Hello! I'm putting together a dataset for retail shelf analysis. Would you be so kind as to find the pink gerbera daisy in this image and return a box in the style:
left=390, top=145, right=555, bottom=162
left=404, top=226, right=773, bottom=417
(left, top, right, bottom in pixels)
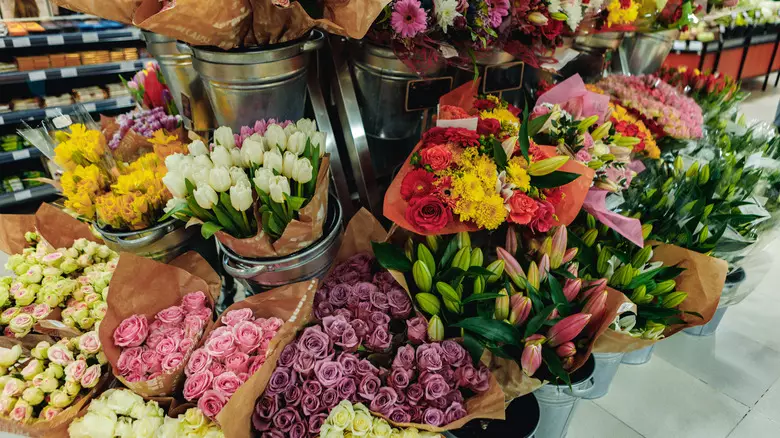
left=391, top=0, right=428, bottom=38
left=486, top=0, right=510, bottom=28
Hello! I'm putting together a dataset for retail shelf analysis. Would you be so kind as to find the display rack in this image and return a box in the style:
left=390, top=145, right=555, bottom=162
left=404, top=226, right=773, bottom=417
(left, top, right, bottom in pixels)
left=0, top=58, right=149, bottom=84
left=0, top=27, right=142, bottom=49
left=0, top=96, right=134, bottom=126
left=0, top=184, right=58, bottom=208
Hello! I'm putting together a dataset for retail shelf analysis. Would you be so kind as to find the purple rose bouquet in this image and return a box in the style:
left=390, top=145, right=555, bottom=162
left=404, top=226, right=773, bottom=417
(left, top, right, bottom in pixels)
left=251, top=254, right=493, bottom=437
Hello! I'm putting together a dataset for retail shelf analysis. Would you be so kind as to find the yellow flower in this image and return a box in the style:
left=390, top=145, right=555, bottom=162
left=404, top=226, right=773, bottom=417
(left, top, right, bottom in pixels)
left=473, top=194, right=507, bottom=230
left=507, top=160, right=531, bottom=191
left=452, top=173, right=485, bottom=202
left=480, top=108, right=520, bottom=136
left=606, top=0, right=638, bottom=26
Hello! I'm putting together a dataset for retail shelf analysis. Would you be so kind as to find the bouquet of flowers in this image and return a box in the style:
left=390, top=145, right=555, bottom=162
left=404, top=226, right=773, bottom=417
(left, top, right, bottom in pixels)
left=385, top=92, right=593, bottom=235
left=68, top=389, right=164, bottom=438
left=121, top=62, right=177, bottom=115
left=321, top=400, right=443, bottom=437
left=183, top=310, right=284, bottom=418
left=112, top=291, right=212, bottom=384
left=162, top=119, right=330, bottom=258
left=657, top=66, right=747, bottom=126
left=2, top=235, right=118, bottom=337
left=596, top=75, right=704, bottom=140
left=504, top=0, right=585, bottom=67
left=104, top=107, right=184, bottom=161
left=156, top=407, right=225, bottom=438
left=0, top=332, right=107, bottom=427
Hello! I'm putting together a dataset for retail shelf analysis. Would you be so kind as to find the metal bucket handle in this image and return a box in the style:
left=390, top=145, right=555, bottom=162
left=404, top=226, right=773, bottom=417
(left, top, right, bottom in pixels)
left=99, top=226, right=170, bottom=250
left=301, top=31, right=324, bottom=53
left=222, top=253, right=270, bottom=279
left=563, top=376, right=596, bottom=398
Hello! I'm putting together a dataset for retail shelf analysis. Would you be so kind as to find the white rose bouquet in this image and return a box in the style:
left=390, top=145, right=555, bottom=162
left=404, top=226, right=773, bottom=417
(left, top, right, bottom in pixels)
left=321, top=400, right=444, bottom=438
left=156, top=407, right=224, bottom=438
left=68, top=389, right=164, bottom=438
left=162, top=118, right=331, bottom=257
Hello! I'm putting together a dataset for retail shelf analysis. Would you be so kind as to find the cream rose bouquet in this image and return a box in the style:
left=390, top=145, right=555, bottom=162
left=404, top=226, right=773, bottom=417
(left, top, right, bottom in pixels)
left=156, top=407, right=224, bottom=438
left=321, top=400, right=443, bottom=438
left=68, top=389, right=164, bottom=438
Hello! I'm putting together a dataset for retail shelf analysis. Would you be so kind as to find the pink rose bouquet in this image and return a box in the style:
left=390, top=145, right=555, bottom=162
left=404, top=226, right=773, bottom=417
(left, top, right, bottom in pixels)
left=113, top=291, right=211, bottom=383
left=182, top=309, right=284, bottom=418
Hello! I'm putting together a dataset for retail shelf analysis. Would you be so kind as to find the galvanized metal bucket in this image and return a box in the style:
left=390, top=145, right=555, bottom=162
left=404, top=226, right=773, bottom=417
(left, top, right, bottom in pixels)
left=684, top=268, right=745, bottom=336
left=621, top=345, right=655, bottom=365
left=534, top=355, right=596, bottom=438
left=684, top=306, right=729, bottom=337
left=219, top=196, right=343, bottom=295
left=622, top=29, right=680, bottom=75
left=584, top=352, right=624, bottom=400
left=181, top=31, right=325, bottom=131
left=444, top=392, right=540, bottom=438
left=141, top=31, right=215, bottom=131
left=95, top=218, right=195, bottom=263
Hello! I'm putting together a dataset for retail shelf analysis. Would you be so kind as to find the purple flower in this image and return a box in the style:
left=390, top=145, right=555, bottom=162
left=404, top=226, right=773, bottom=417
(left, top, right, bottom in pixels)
left=428, top=395, right=448, bottom=410
left=314, top=301, right=333, bottom=320
left=389, top=407, right=412, bottom=424
left=293, top=352, right=316, bottom=376
left=423, top=374, right=449, bottom=401
left=358, top=373, right=381, bottom=401
left=373, top=271, right=400, bottom=292
left=392, top=345, right=415, bottom=370
left=327, top=284, right=352, bottom=307
left=277, top=344, right=297, bottom=368
left=409, top=405, right=424, bottom=423
left=389, top=367, right=412, bottom=390
left=356, top=359, right=379, bottom=377
left=337, top=377, right=357, bottom=400
left=416, top=343, right=444, bottom=372
left=322, top=388, right=339, bottom=409
left=333, top=308, right=353, bottom=320
left=301, top=392, right=321, bottom=416
left=284, top=385, right=303, bottom=407
left=423, top=407, right=446, bottom=427
left=485, top=0, right=509, bottom=28
left=446, top=389, right=464, bottom=406
left=406, top=383, right=424, bottom=406
left=370, top=290, right=390, bottom=311
left=337, top=352, right=359, bottom=376
left=370, top=387, right=398, bottom=415
left=322, top=315, right=351, bottom=340
left=308, top=413, right=328, bottom=435
left=406, top=316, right=428, bottom=344
left=253, top=394, right=279, bottom=420
left=297, top=326, right=331, bottom=359
left=387, top=289, right=412, bottom=318
left=391, top=0, right=428, bottom=38
left=455, top=363, right=476, bottom=389
left=366, top=325, right=392, bottom=352
left=289, top=422, right=306, bottom=438
left=368, top=312, right=391, bottom=330
left=354, top=282, right=378, bottom=301
left=473, top=366, right=491, bottom=393
left=441, top=340, right=468, bottom=367
left=445, top=402, right=468, bottom=424
left=267, top=367, right=295, bottom=395
left=356, top=301, right=373, bottom=321
left=303, top=379, right=323, bottom=396
left=273, top=407, right=300, bottom=432
left=314, top=360, right=343, bottom=387
left=336, top=326, right=360, bottom=352
left=351, top=319, right=370, bottom=339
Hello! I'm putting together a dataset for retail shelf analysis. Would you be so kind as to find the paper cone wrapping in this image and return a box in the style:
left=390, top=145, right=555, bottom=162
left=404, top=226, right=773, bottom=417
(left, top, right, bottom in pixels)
left=0, top=214, right=35, bottom=255
left=0, top=336, right=112, bottom=438
left=210, top=281, right=317, bottom=438
left=0, top=203, right=100, bottom=255
left=51, top=0, right=141, bottom=25
left=98, top=252, right=218, bottom=397
left=484, top=286, right=624, bottom=401
left=216, top=157, right=331, bottom=258
left=593, top=243, right=728, bottom=353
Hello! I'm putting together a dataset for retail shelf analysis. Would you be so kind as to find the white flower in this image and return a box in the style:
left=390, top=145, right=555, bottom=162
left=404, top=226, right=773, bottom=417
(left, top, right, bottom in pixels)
left=208, top=167, right=232, bottom=192
left=263, top=147, right=283, bottom=174
left=230, top=148, right=244, bottom=168
left=264, top=124, right=287, bottom=151
left=593, top=141, right=610, bottom=157
left=155, top=420, right=180, bottom=438
left=296, top=118, right=317, bottom=135
left=188, top=139, right=209, bottom=156
left=229, top=166, right=250, bottom=186
left=434, top=0, right=461, bottom=32
left=548, top=0, right=561, bottom=13
left=282, top=151, right=297, bottom=178
left=292, top=157, right=314, bottom=184
left=131, top=416, right=163, bottom=438
left=564, top=4, right=582, bottom=30
left=190, top=167, right=210, bottom=186
left=211, top=146, right=233, bottom=168
left=164, top=153, right=185, bottom=173
left=247, top=133, right=265, bottom=149
left=310, top=131, right=326, bottom=156
left=283, top=123, right=299, bottom=137
left=69, top=412, right=116, bottom=438
left=113, top=417, right=133, bottom=438
left=104, top=389, right=144, bottom=417
left=286, top=131, right=308, bottom=156
left=163, top=197, right=186, bottom=214
left=253, top=168, right=274, bottom=193
left=213, top=126, right=236, bottom=149
left=194, top=184, right=218, bottom=209
left=268, top=176, right=291, bottom=203
left=193, top=154, right=213, bottom=170
left=241, top=137, right=265, bottom=166
left=230, top=183, right=253, bottom=212
left=162, top=172, right=186, bottom=198
left=180, top=161, right=195, bottom=184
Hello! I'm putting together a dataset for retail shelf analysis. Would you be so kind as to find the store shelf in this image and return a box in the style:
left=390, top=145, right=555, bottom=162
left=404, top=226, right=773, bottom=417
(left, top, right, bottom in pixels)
left=0, top=96, right=135, bottom=126
left=0, top=184, right=58, bottom=208
left=0, top=148, right=42, bottom=164
left=0, top=59, right=151, bottom=85
left=0, top=28, right=141, bottom=49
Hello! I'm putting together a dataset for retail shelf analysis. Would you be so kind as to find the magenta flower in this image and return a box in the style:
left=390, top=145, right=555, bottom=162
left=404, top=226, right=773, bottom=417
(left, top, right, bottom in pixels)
left=391, top=0, right=428, bottom=38
left=485, top=0, right=509, bottom=28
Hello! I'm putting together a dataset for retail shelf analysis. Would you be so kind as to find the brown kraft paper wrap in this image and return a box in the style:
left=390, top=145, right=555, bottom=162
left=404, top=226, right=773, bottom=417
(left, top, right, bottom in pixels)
left=206, top=280, right=317, bottom=438
left=216, top=157, right=331, bottom=258
left=0, top=214, right=35, bottom=255
left=133, top=0, right=253, bottom=50
left=0, top=336, right=112, bottom=438
left=593, top=243, right=728, bottom=354
left=0, top=203, right=100, bottom=255
left=98, top=252, right=217, bottom=397
left=332, top=208, right=507, bottom=431
left=50, top=0, right=141, bottom=25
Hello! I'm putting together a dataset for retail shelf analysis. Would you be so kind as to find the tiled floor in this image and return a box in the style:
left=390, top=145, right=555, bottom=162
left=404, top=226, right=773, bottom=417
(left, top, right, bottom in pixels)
left=569, top=76, right=780, bottom=438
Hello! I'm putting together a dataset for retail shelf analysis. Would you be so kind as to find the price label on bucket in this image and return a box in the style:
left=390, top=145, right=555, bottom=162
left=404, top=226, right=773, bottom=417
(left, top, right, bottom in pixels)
left=405, top=77, right=454, bottom=112
left=483, top=61, right=525, bottom=94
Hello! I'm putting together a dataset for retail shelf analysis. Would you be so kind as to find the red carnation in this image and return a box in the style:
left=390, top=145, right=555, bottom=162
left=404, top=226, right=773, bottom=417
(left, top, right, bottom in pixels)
left=422, top=127, right=480, bottom=147
left=400, top=169, right=436, bottom=201
left=420, top=144, right=453, bottom=171
left=473, top=99, right=497, bottom=112
left=529, top=200, right=556, bottom=233
left=405, top=195, right=452, bottom=233
left=439, top=105, right=471, bottom=120
left=477, top=118, right=501, bottom=136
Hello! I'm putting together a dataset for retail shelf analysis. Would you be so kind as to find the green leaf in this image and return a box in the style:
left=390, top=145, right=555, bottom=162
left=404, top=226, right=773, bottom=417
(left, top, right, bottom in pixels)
left=452, top=317, right=523, bottom=347
left=524, top=304, right=556, bottom=338
left=547, top=276, right=569, bottom=313
left=528, top=112, right=552, bottom=136
left=625, top=266, right=665, bottom=289
left=485, top=344, right=515, bottom=360
left=437, top=267, right=466, bottom=283
left=542, top=348, right=571, bottom=386
left=372, top=242, right=413, bottom=272
left=285, top=195, right=307, bottom=212
left=462, top=293, right=504, bottom=304
left=463, top=332, right=485, bottom=367
left=519, top=102, right=530, bottom=161
left=219, top=192, right=249, bottom=236
left=655, top=266, right=686, bottom=282
left=553, top=268, right=576, bottom=280
left=200, top=221, right=223, bottom=239
left=530, top=171, right=581, bottom=189
left=439, top=237, right=459, bottom=270
left=683, top=310, right=703, bottom=319
left=493, top=139, right=508, bottom=170
left=212, top=202, right=241, bottom=236
left=159, top=201, right=188, bottom=222
left=466, top=266, right=495, bottom=277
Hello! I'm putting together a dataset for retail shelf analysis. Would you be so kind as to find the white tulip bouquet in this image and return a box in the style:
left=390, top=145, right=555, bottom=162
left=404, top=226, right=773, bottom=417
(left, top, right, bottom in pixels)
left=162, top=118, right=330, bottom=257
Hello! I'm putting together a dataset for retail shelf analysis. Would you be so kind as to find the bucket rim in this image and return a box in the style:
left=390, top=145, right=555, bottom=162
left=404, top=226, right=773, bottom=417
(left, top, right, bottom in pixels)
left=94, top=217, right=182, bottom=238
left=186, top=30, right=324, bottom=63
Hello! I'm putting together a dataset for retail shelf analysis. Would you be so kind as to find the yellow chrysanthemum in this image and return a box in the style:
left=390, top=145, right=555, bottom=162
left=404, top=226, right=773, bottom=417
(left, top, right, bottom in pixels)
left=452, top=173, right=486, bottom=202
left=507, top=162, right=531, bottom=191
left=473, top=194, right=507, bottom=230
left=480, top=108, right=520, bottom=136
left=609, top=103, right=660, bottom=160
left=606, top=0, right=639, bottom=27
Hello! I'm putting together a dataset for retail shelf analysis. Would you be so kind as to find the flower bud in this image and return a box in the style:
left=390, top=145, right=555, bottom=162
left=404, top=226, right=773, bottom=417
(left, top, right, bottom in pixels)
left=528, top=11, right=549, bottom=25
left=494, top=289, right=510, bottom=321
left=417, top=244, right=436, bottom=277
left=486, top=260, right=505, bottom=284
left=49, top=390, right=74, bottom=409
left=527, top=261, right=540, bottom=291
left=20, top=359, right=43, bottom=380
left=653, top=280, right=676, bottom=295
left=631, top=246, right=653, bottom=269
left=415, top=293, right=441, bottom=316
left=562, top=248, right=578, bottom=264
left=596, top=248, right=611, bottom=276
left=686, top=162, right=700, bottom=180
left=547, top=313, right=591, bottom=347
left=630, top=285, right=647, bottom=303
left=470, top=248, right=484, bottom=268
left=567, top=261, right=579, bottom=277
left=538, top=254, right=550, bottom=282
left=425, top=235, right=441, bottom=253
left=698, top=164, right=710, bottom=185
left=582, top=290, right=608, bottom=321
left=0, top=345, right=22, bottom=367
left=412, top=260, right=432, bottom=293
left=427, top=315, right=444, bottom=342
left=497, top=247, right=526, bottom=290
left=404, top=238, right=414, bottom=261
left=582, top=229, right=598, bottom=247
left=451, top=247, right=471, bottom=271
left=521, top=343, right=542, bottom=376
left=436, top=281, right=461, bottom=303
left=509, top=295, right=532, bottom=326
left=456, top=232, right=471, bottom=250
left=473, top=276, right=485, bottom=295
left=555, top=341, right=576, bottom=358
left=38, top=375, right=58, bottom=393
left=505, top=227, right=518, bottom=255
left=662, top=291, right=688, bottom=308
left=21, top=387, right=44, bottom=406
left=563, top=278, right=582, bottom=302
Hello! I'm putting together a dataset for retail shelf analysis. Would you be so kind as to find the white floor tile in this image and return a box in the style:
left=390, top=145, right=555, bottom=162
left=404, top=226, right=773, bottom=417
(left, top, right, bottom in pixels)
left=655, top=327, right=780, bottom=406
left=593, top=356, right=749, bottom=438
left=567, top=400, right=643, bottom=438
left=754, top=378, right=780, bottom=423
left=728, top=411, right=780, bottom=438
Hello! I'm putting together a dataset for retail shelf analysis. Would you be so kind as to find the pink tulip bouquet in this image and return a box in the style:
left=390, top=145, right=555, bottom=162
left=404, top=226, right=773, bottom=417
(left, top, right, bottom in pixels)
left=183, top=310, right=284, bottom=418
left=113, top=291, right=212, bottom=383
